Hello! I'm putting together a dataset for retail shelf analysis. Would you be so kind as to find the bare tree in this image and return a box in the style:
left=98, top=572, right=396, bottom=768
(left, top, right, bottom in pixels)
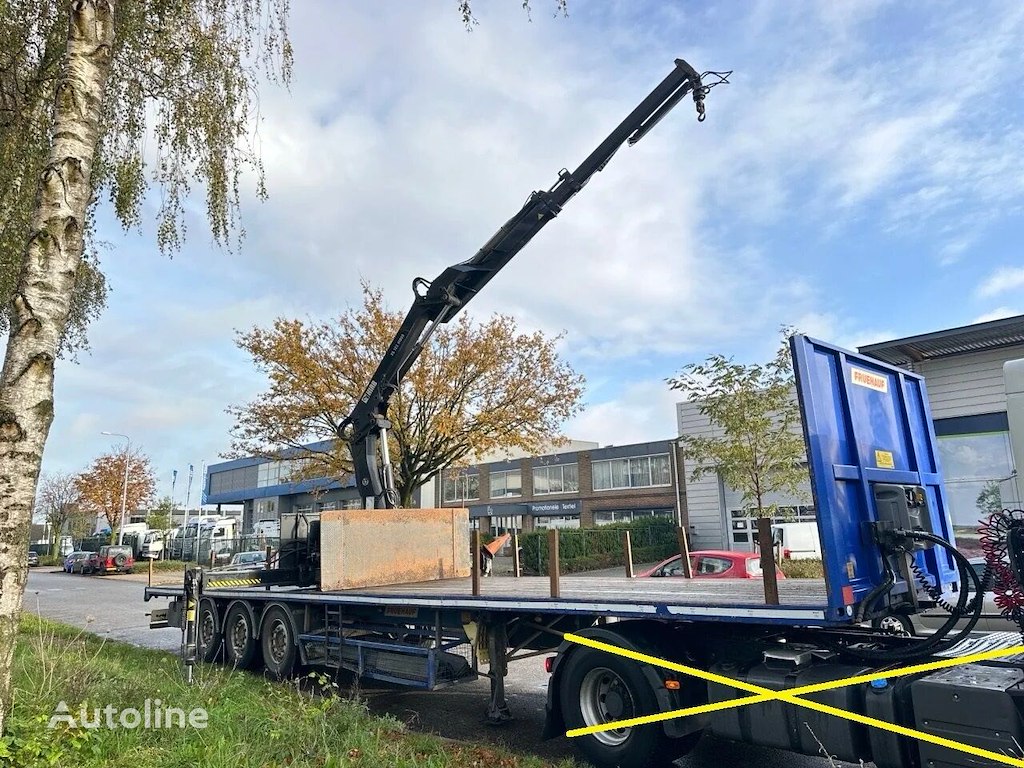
left=34, top=471, right=81, bottom=555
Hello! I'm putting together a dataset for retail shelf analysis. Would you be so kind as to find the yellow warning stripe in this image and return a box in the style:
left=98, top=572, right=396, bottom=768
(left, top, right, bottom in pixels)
left=206, top=578, right=262, bottom=588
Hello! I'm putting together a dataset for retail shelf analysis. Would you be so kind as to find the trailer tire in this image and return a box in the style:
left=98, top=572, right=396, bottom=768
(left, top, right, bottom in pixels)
left=260, top=605, right=299, bottom=680
left=871, top=614, right=916, bottom=637
left=196, top=598, right=222, bottom=663
left=224, top=602, right=259, bottom=669
left=558, top=647, right=676, bottom=768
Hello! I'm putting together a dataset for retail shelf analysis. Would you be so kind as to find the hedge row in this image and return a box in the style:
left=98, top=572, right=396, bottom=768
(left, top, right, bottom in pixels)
left=520, top=517, right=679, bottom=575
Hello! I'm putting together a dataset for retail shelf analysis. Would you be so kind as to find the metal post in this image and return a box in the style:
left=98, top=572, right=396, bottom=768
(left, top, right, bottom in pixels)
left=265, top=545, right=272, bottom=569
left=485, top=620, right=512, bottom=724
left=148, top=555, right=153, bottom=587
left=548, top=528, right=560, bottom=598
left=511, top=531, right=521, bottom=577
left=182, top=568, right=202, bottom=684
left=756, top=517, right=780, bottom=605
left=472, top=529, right=482, bottom=596
left=623, top=530, right=634, bottom=578
left=677, top=526, right=693, bottom=578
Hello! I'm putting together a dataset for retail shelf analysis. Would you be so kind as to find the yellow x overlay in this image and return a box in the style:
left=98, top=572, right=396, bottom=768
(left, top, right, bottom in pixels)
left=564, top=633, right=1024, bottom=768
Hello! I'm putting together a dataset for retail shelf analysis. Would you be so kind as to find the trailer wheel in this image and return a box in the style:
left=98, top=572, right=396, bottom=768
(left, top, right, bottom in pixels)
left=872, top=614, right=916, bottom=637
left=559, top=647, right=676, bottom=768
left=224, top=603, right=259, bottom=669
left=261, top=605, right=299, bottom=680
left=196, top=598, right=222, bottom=663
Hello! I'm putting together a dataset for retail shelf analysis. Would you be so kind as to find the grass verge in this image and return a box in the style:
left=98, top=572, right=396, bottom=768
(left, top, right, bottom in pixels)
left=3, top=615, right=577, bottom=768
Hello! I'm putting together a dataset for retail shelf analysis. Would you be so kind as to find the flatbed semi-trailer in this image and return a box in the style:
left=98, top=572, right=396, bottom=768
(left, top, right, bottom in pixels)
left=148, top=574, right=831, bottom=623
left=146, top=335, right=1024, bottom=768
left=144, top=60, right=1024, bottom=768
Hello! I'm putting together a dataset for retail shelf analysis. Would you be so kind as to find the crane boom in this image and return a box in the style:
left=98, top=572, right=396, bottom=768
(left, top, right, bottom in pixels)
left=344, top=58, right=709, bottom=508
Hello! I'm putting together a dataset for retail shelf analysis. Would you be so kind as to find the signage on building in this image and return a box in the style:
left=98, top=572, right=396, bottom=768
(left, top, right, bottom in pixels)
left=468, top=502, right=528, bottom=519
left=528, top=499, right=581, bottom=516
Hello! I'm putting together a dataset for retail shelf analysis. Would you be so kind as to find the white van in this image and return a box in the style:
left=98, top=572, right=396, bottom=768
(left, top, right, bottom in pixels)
left=141, top=530, right=165, bottom=559
left=771, top=522, right=822, bottom=560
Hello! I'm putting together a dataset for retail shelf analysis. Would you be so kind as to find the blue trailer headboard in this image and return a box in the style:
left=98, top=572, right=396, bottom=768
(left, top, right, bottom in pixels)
left=790, top=334, right=959, bottom=623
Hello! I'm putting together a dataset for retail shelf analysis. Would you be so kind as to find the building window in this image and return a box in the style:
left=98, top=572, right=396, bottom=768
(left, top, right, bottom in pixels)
left=592, top=454, right=671, bottom=491
left=729, top=505, right=816, bottom=546
left=938, top=431, right=1014, bottom=530
left=210, top=467, right=250, bottom=494
left=490, top=469, right=522, bottom=498
left=256, top=458, right=311, bottom=489
left=443, top=471, right=480, bottom=503
left=593, top=508, right=673, bottom=526
left=534, top=515, right=580, bottom=529
left=255, top=499, right=276, bottom=521
left=533, top=464, right=579, bottom=495
left=491, top=515, right=523, bottom=533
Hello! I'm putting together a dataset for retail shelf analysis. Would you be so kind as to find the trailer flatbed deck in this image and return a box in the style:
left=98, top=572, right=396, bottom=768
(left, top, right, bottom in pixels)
left=147, top=575, right=834, bottom=625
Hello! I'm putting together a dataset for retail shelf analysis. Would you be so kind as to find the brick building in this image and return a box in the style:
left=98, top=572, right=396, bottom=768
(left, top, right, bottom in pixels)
left=436, top=439, right=689, bottom=535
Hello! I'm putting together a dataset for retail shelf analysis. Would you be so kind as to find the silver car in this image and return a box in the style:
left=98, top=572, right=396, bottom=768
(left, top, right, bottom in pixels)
left=915, top=557, right=1018, bottom=634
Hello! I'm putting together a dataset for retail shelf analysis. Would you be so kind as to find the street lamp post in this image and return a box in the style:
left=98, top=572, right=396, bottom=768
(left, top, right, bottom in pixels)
left=102, top=431, right=131, bottom=545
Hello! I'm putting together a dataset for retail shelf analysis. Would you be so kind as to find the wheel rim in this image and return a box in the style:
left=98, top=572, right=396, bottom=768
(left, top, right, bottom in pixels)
left=879, top=615, right=910, bottom=636
left=198, top=609, right=216, bottom=651
left=229, top=615, right=249, bottom=659
left=268, top=619, right=289, bottom=664
left=579, top=667, right=635, bottom=746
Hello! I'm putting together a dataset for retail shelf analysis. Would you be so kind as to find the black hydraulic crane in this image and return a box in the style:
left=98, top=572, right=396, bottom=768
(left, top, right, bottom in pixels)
left=342, top=58, right=714, bottom=508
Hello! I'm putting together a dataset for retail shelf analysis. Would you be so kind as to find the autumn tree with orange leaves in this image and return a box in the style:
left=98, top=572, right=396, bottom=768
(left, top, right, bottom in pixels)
left=229, top=285, right=586, bottom=507
left=75, top=446, right=156, bottom=537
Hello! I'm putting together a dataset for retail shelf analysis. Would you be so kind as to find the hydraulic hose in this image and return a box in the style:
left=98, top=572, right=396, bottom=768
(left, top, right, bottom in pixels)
left=829, top=530, right=983, bottom=663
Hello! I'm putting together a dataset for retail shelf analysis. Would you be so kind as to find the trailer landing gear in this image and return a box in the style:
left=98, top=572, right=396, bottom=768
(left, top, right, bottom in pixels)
left=486, top=620, right=512, bottom=725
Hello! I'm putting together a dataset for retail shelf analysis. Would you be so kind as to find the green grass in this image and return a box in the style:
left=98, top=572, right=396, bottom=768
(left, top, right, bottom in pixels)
left=3, top=615, right=577, bottom=768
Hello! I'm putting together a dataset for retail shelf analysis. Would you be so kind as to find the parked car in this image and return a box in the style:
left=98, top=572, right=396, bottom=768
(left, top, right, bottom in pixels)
left=72, top=552, right=100, bottom=574
left=876, top=557, right=1018, bottom=636
left=228, top=550, right=267, bottom=568
left=63, top=551, right=92, bottom=573
left=95, top=545, right=135, bottom=575
left=638, top=550, right=787, bottom=580
left=27, top=551, right=39, bottom=567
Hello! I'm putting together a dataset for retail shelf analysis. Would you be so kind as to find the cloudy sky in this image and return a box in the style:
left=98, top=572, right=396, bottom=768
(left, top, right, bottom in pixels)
left=42, top=0, right=1024, bottom=503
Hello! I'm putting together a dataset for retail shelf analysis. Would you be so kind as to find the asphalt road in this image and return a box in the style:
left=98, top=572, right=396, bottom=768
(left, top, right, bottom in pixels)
left=24, top=569, right=848, bottom=768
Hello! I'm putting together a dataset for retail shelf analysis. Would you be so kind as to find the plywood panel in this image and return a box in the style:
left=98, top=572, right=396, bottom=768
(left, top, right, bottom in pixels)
left=320, top=508, right=471, bottom=589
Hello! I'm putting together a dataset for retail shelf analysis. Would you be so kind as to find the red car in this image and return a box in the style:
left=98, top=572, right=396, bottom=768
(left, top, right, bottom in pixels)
left=638, top=550, right=786, bottom=579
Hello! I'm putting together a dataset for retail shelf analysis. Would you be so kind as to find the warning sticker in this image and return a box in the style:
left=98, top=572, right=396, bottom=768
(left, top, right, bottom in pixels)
left=875, top=449, right=895, bottom=469
left=851, top=367, right=888, bottom=393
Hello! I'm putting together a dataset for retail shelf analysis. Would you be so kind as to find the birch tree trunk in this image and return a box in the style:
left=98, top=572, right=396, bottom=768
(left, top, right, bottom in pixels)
left=0, top=0, right=114, bottom=734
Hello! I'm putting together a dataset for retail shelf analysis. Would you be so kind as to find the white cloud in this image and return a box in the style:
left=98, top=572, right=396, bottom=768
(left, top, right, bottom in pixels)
left=565, top=378, right=680, bottom=446
left=976, top=267, right=1024, bottom=298
left=37, top=1, right=1024, bottom=499
left=972, top=306, right=1022, bottom=324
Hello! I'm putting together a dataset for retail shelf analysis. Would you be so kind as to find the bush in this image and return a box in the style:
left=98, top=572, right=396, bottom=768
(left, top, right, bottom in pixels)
left=520, top=517, right=679, bottom=575
left=780, top=557, right=824, bottom=578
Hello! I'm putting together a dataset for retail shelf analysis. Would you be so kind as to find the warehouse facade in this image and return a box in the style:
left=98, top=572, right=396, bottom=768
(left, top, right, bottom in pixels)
left=677, top=315, right=1024, bottom=551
